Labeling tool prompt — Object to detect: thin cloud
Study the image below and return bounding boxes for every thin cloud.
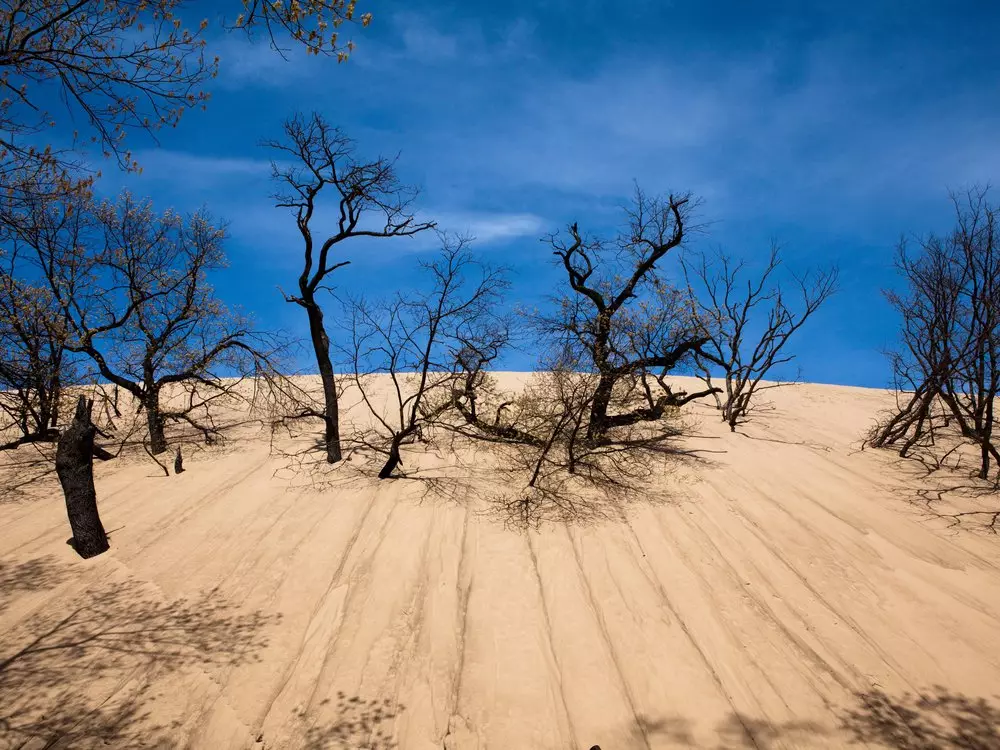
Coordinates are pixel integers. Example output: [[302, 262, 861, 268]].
[[351, 10, 538, 70], [430, 210, 548, 244]]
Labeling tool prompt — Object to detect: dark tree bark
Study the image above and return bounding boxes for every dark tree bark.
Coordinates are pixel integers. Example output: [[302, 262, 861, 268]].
[[263, 113, 436, 465], [540, 187, 721, 442], [306, 304, 342, 463], [145, 396, 168, 456], [378, 440, 402, 479], [869, 187, 1000, 482], [56, 396, 109, 559]]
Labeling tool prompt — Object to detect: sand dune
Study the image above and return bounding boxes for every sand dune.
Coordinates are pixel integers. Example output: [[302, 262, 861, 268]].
[[2, 376, 1000, 749]]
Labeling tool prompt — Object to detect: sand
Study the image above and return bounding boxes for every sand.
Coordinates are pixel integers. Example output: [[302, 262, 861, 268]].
[[2, 375, 999, 749]]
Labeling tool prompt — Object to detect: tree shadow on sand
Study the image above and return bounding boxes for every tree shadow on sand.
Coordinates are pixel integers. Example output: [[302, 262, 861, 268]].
[[841, 687, 1000, 749], [0, 555, 68, 615], [0, 560, 275, 749], [294, 692, 404, 750], [609, 687, 1000, 749], [0, 442, 58, 503]]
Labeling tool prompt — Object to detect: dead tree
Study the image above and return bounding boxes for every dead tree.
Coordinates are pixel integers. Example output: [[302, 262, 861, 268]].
[[532, 184, 720, 443], [9, 190, 273, 455], [869, 186, 1000, 481], [682, 243, 838, 431], [404, 186, 726, 523], [56, 396, 109, 559], [262, 112, 436, 463], [342, 235, 509, 478]]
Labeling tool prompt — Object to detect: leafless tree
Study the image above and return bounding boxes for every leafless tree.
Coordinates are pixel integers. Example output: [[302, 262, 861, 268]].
[[869, 186, 1000, 482], [7, 189, 276, 455], [682, 243, 838, 431], [530, 184, 720, 442], [341, 234, 510, 478], [262, 111, 436, 463], [432, 187, 723, 523]]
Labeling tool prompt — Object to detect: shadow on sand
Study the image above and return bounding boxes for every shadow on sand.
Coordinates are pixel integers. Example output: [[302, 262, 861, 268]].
[[0, 555, 275, 749], [608, 687, 1000, 749]]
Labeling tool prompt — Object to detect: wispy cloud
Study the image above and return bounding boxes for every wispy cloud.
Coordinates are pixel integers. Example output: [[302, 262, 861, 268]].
[[429, 210, 548, 244], [206, 32, 328, 89], [350, 10, 538, 70]]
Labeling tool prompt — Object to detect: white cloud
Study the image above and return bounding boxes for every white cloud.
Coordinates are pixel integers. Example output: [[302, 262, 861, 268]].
[[351, 10, 537, 70], [429, 210, 548, 244], [206, 32, 327, 89]]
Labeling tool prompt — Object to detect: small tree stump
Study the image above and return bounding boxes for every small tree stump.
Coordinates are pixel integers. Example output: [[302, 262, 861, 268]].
[[56, 396, 109, 559], [174, 446, 185, 474]]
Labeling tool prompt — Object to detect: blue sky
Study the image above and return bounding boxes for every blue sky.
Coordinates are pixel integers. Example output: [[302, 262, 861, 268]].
[[94, 0, 1000, 388]]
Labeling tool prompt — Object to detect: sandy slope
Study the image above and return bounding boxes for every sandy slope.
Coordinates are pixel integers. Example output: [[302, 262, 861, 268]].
[[2, 375, 1000, 749]]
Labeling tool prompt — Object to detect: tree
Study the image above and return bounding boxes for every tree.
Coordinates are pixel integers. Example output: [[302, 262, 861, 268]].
[[532, 184, 719, 442], [56, 395, 109, 559], [869, 186, 1000, 481], [682, 243, 838, 431], [0, 0, 373, 190], [0, 0, 214, 195], [0, 254, 69, 449], [262, 112, 436, 463], [342, 234, 510, 479], [437, 186, 721, 524], [8, 189, 273, 455], [230, 0, 372, 59]]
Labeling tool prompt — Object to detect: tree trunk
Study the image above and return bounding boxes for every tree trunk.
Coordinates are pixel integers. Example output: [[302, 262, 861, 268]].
[[378, 440, 402, 479], [306, 303, 342, 463], [980, 389, 995, 480], [586, 372, 616, 440], [56, 396, 109, 559], [145, 395, 168, 455], [49, 372, 61, 430]]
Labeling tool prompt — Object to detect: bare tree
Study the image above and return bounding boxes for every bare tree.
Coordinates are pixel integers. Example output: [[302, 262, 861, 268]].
[[682, 243, 838, 431], [262, 112, 436, 463], [531, 183, 720, 442], [434, 186, 724, 524], [8, 189, 275, 455], [869, 186, 1000, 482], [342, 234, 510, 478]]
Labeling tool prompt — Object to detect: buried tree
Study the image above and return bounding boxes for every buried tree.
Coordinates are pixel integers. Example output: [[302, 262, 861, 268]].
[[342, 234, 510, 478], [56, 396, 109, 559], [534, 184, 721, 441], [869, 186, 1000, 481], [682, 243, 838, 432]]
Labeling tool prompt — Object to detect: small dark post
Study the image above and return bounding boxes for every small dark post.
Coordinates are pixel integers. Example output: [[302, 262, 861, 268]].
[[56, 396, 110, 559], [174, 446, 185, 474]]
